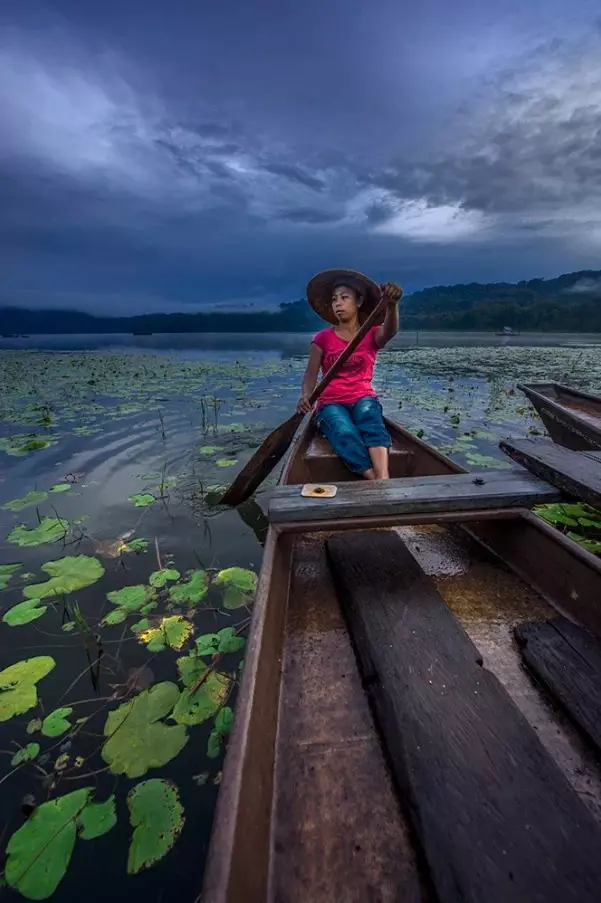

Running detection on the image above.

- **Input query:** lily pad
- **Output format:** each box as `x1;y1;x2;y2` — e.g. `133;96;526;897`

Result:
149;568;180;588
3;598;48;627
77;795;117;840
23;556;104;600
0;434;55;457
214;567;258;609
127;779;185;874
41;707;74;738
138;616;193;652
2;491;48;512
5;787;91;900
128;493;156;508
101;682;188;778
199;445;220;455
215;458;237;468
0;656;56;722
0;562;23;589
100;608;129;626
11;742;40;767
171;658;230;726
27;718;42;734
124;538;149;552
195;627;245;656
107;584;156;611
8;517;68;548
50;483;71;493
168;570;208;606
207;706;234;759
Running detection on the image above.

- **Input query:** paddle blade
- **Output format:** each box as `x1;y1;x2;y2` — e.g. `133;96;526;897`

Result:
219;412;304;506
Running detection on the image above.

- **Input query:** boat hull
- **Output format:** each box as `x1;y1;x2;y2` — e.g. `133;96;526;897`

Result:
519;382;601;451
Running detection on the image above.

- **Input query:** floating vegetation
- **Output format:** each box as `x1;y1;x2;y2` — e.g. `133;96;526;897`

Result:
535;502;601;555
215;458;237;468
137;615;193;652
168;569;208;606
106;584;156;611
78;795;117;840
23;555;105;600
0;656;55;722
2;491;48;512
10;743;40;767
0;434;56;456
49;483;71;493
127;779;184;874
149;568;180;588
101;682;188;778
214;567;258;609
0;562;23;589
196;627;246;656
7;517;68;547
171;660;230;727
207;706;233;759
41;706;74;738
124;537;149;552
199;445;221;456
3;598;48;627
128;493;156;508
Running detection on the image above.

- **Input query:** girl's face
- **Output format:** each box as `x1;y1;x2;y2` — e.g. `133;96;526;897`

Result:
332;285;359;323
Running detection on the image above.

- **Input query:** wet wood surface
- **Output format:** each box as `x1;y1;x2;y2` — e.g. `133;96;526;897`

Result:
516;615;601;755
271;537;425;903
327;529;601;903
501;438;601;509
269;469;560;524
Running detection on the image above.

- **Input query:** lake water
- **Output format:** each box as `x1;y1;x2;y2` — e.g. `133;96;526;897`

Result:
1;332;601;902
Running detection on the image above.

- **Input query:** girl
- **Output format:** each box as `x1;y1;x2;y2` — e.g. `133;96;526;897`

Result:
297;269;402;480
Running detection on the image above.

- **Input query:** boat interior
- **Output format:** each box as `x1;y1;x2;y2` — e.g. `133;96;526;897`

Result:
203;418;601;903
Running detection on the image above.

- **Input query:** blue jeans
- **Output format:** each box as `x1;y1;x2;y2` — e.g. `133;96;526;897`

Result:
316;396;391;474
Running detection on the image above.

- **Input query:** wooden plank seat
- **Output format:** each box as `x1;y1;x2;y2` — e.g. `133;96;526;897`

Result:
327;531;601;903
515;615;601;755
501;438;601;509
269;469;560;527
304;433;415;481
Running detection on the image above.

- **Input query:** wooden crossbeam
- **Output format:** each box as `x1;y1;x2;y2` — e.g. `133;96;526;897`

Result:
501;438;601;510
268;469;560;526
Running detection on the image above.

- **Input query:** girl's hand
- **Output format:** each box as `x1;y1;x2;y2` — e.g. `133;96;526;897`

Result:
381;282;403;305
297;394;312;414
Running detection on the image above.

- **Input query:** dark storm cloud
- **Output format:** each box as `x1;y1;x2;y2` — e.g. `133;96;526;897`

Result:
1;0;600;314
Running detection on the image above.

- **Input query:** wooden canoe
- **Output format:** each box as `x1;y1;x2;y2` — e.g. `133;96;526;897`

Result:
202;417;601;903
519;381;601;451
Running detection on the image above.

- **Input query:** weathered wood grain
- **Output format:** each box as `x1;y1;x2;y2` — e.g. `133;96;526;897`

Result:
501;438;601;509
515;615;601;754
269;469;559;524
327;530;601;903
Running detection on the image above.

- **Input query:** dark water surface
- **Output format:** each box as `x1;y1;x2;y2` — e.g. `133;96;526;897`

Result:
1;333;601;902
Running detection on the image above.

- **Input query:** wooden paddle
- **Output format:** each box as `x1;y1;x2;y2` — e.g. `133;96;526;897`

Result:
219;291;391;506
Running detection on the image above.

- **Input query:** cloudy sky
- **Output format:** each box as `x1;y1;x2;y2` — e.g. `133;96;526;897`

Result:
1;0;600;314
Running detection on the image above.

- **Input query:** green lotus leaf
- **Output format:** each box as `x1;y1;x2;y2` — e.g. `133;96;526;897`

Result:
26;718;42;734
207;730;221;759
106;584;156;611
199;445;220;455
8;517;68;548
3;599;47;627
41;706;74;738
131;617;152;634
128;493;156;508
2;491;48;512
566;532;601;554
176;653;207;687
0;656;56;722
215;458;237;468
127;779;184;874
149;568;180;588
168;570;207;606
100;608;129;626
124;538;149;552
0;563;23;589
213;567;258;609
5;788;91;899
195;633;219;656
137;616;193;652
170;670;230;727
101;682;188;778
207;705;234;759
11;742;40;767
0;434;55;457
77;795;117;840
49;483;71;493
23;556;104;600
216;626;246;653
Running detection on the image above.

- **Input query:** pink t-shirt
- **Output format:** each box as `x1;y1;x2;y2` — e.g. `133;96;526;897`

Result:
312;326;381;408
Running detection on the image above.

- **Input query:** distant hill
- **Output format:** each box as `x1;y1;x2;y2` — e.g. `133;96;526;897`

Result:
2;269;601;334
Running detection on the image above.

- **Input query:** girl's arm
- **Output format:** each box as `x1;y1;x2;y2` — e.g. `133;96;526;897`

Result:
375;282;402;347
297;343;323;413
